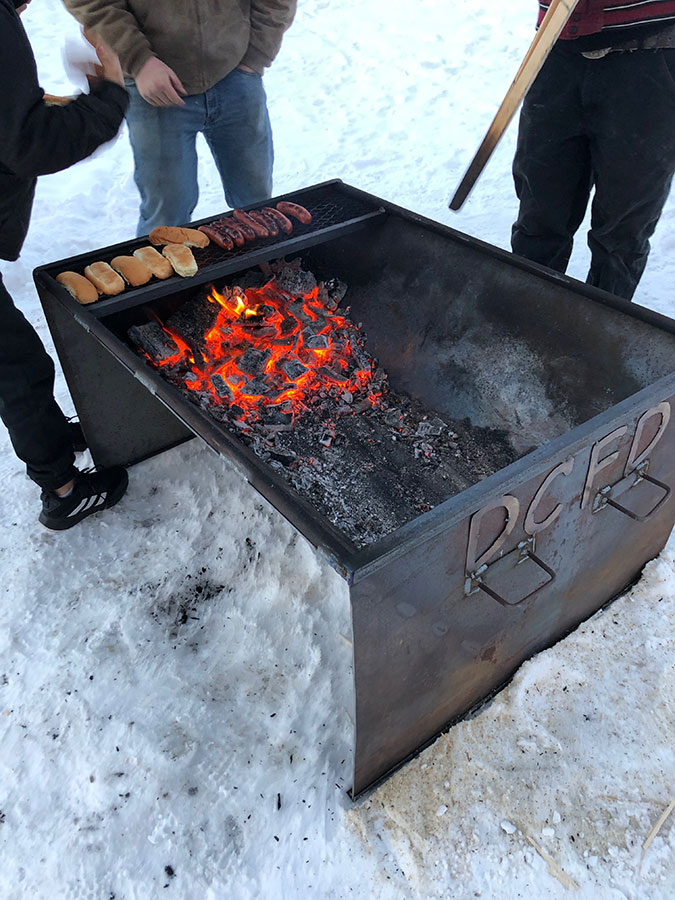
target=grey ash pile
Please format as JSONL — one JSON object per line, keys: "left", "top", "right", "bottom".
{"left": 264, "top": 394, "right": 518, "bottom": 548}
{"left": 128, "top": 259, "right": 518, "bottom": 548}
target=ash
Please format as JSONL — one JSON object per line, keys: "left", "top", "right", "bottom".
{"left": 129, "top": 259, "right": 519, "bottom": 548}
{"left": 258, "top": 395, "right": 518, "bottom": 548}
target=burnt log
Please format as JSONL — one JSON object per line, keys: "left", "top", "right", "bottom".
{"left": 238, "top": 347, "right": 271, "bottom": 376}
{"left": 275, "top": 264, "right": 317, "bottom": 297}
{"left": 262, "top": 404, "right": 294, "bottom": 427}
{"left": 241, "top": 377, "right": 271, "bottom": 396}
{"left": 317, "top": 277, "right": 348, "bottom": 310}
{"left": 303, "top": 329, "right": 330, "bottom": 350}
{"left": 211, "top": 373, "right": 234, "bottom": 402}
{"left": 279, "top": 315, "right": 297, "bottom": 335}
{"left": 287, "top": 300, "right": 315, "bottom": 326}
{"left": 166, "top": 296, "right": 220, "bottom": 349}
{"left": 316, "top": 365, "right": 345, "bottom": 382}
{"left": 128, "top": 322, "right": 180, "bottom": 363}
{"left": 280, "top": 358, "right": 308, "bottom": 381}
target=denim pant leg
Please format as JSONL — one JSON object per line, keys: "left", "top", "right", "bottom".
{"left": 124, "top": 81, "right": 207, "bottom": 236}
{"left": 202, "top": 69, "right": 274, "bottom": 209}
{"left": 0, "top": 273, "right": 75, "bottom": 491}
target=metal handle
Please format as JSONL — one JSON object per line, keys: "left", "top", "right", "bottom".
{"left": 604, "top": 472, "right": 671, "bottom": 522}
{"left": 593, "top": 462, "right": 671, "bottom": 522}
{"left": 466, "top": 537, "right": 556, "bottom": 607}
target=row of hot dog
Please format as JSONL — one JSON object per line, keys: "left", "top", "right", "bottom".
{"left": 53, "top": 200, "right": 314, "bottom": 304}
{"left": 198, "top": 201, "right": 313, "bottom": 250}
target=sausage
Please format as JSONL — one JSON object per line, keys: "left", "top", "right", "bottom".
{"left": 256, "top": 208, "right": 280, "bottom": 237}
{"left": 213, "top": 218, "right": 246, "bottom": 247}
{"left": 199, "top": 223, "right": 234, "bottom": 250}
{"left": 228, "top": 216, "right": 256, "bottom": 242}
{"left": 233, "top": 208, "right": 269, "bottom": 239}
{"left": 262, "top": 206, "right": 293, "bottom": 235}
{"left": 248, "top": 209, "right": 278, "bottom": 237}
{"left": 276, "top": 201, "right": 312, "bottom": 225}
{"left": 212, "top": 222, "right": 240, "bottom": 248}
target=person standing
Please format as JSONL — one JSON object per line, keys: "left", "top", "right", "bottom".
{"left": 511, "top": 0, "right": 675, "bottom": 300}
{"left": 1, "top": 0, "right": 129, "bottom": 528}
{"left": 63, "top": 0, "right": 297, "bottom": 236}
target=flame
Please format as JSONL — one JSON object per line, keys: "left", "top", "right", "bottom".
{"left": 150, "top": 275, "right": 378, "bottom": 424}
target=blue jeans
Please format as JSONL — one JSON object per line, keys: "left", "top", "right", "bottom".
{"left": 125, "top": 68, "right": 274, "bottom": 236}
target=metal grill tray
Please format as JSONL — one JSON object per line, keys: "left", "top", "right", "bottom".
{"left": 35, "top": 180, "right": 385, "bottom": 319}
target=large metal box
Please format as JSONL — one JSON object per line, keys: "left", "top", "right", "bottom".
{"left": 34, "top": 182, "right": 675, "bottom": 797}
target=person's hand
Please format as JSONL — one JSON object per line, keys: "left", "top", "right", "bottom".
{"left": 237, "top": 64, "right": 258, "bottom": 74}
{"left": 80, "top": 28, "right": 124, "bottom": 87}
{"left": 135, "top": 57, "right": 186, "bottom": 106}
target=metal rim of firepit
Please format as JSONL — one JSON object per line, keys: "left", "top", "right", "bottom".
{"left": 34, "top": 182, "right": 675, "bottom": 583}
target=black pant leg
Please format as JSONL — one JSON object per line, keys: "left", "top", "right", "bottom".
{"left": 511, "top": 44, "right": 593, "bottom": 272}
{"left": 585, "top": 49, "right": 675, "bottom": 300}
{"left": 0, "top": 272, "right": 75, "bottom": 490}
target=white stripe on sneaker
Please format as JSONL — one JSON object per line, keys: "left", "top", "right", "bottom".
{"left": 67, "top": 497, "right": 89, "bottom": 518}
{"left": 67, "top": 491, "right": 108, "bottom": 518}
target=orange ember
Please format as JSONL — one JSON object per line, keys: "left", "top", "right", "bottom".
{"left": 151, "top": 275, "right": 380, "bottom": 423}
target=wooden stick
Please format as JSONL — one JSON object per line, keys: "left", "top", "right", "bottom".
{"left": 449, "top": 0, "right": 582, "bottom": 211}
{"left": 525, "top": 834, "right": 580, "bottom": 891}
{"left": 511, "top": 0, "right": 568, "bottom": 85}
{"left": 642, "top": 798, "right": 675, "bottom": 852}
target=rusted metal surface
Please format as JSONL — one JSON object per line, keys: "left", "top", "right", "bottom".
{"left": 348, "top": 393, "right": 675, "bottom": 795}
{"left": 34, "top": 181, "right": 675, "bottom": 799}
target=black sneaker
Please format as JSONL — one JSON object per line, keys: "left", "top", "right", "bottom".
{"left": 67, "top": 420, "right": 88, "bottom": 453}
{"left": 39, "top": 466, "right": 128, "bottom": 530}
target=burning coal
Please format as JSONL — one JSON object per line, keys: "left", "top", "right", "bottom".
{"left": 128, "top": 259, "right": 518, "bottom": 547}
{"left": 129, "top": 260, "right": 385, "bottom": 429}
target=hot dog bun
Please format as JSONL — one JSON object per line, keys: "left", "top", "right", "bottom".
{"left": 162, "top": 243, "right": 198, "bottom": 277}
{"left": 149, "top": 225, "right": 209, "bottom": 248}
{"left": 55, "top": 271, "right": 99, "bottom": 305}
{"left": 43, "top": 93, "right": 75, "bottom": 107}
{"left": 83, "top": 261, "right": 125, "bottom": 296}
{"left": 111, "top": 255, "right": 152, "bottom": 287}
{"left": 133, "top": 246, "right": 174, "bottom": 280}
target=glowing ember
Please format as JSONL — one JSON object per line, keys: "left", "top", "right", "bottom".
{"left": 140, "top": 267, "right": 381, "bottom": 425}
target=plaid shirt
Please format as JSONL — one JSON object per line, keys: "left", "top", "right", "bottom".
{"left": 538, "top": 0, "right": 675, "bottom": 39}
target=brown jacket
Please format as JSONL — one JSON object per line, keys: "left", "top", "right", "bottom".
{"left": 63, "top": 0, "right": 297, "bottom": 94}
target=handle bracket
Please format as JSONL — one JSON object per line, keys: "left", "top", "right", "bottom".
{"left": 593, "top": 460, "right": 671, "bottom": 522}
{"left": 465, "top": 535, "right": 556, "bottom": 607}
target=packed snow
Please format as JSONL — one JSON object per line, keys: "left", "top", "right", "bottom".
{"left": 1, "top": 1, "right": 673, "bottom": 897}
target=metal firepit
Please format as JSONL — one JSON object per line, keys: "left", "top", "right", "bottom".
{"left": 34, "top": 181, "right": 675, "bottom": 798}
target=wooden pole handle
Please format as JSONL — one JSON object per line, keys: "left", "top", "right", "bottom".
{"left": 449, "top": 0, "right": 582, "bottom": 211}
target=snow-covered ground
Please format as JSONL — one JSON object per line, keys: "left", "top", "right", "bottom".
{"left": 1, "top": 1, "right": 673, "bottom": 897}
